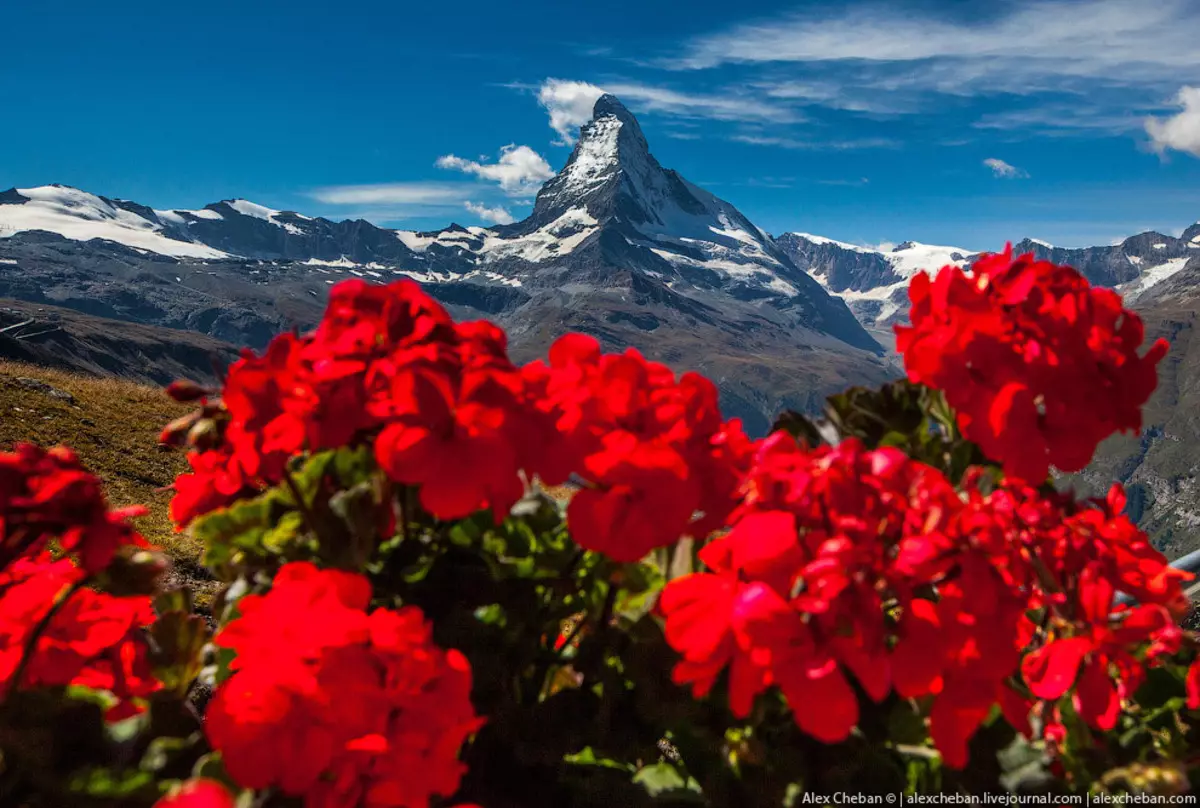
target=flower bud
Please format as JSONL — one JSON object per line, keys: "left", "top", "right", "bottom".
{"left": 102, "top": 548, "right": 168, "bottom": 597}
{"left": 159, "top": 410, "right": 203, "bottom": 447}
{"left": 186, "top": 418, "right": 221, "bottom": 451}
{"left": 165, "top": 379, "right": 213, "bottom": 403}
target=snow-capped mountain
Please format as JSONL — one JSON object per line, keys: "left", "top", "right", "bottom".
{"left": 0, "top": 95, "right": 890, "bottom": 434}
{"left": 776, "top": 226, "right": 1200, "bottom": 334}
{"left": 774, "top": 234, "right": 972, "bottom": 333}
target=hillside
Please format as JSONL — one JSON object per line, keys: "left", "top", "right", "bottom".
{"left": 0, "top": 297, "right": 240, "bottom": 385}
{"left": 0, "top": 359, "right": 211, "bottom": 587}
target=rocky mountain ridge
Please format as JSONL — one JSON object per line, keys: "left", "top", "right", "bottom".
{"left": 775, "top": 226, "right": 1200, "bottom": 336}
{"left": 0, "top": 95, "right": 891, "bottom": 435}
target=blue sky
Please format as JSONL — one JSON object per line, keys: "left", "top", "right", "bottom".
{"left": 2, "top": 0, "right": 1199, "bottom": 249}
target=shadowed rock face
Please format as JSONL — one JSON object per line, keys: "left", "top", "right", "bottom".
{"left": 0, "top": 95, "right": 893, "bottom": 435}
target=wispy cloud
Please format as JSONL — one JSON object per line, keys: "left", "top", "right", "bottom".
{"left": 464, "top": 201, "right": 515, "bottom": 225}
{"left": 670, "top": 0, "right": 1200, "bottom": 91}
{"left": 436, "top": 144, "right": 554, "bottom": 196}
{"left": 308, "top": 182, "right": 472, "bottom": 206}
{"left": 984, "top": 158, "right": 1030, "bottom": 179}
{"left": 753, "top": 79, "right": 920, "bottom": 115}
{"left": 816, "top": 177, "right": 871, "bottom": 187}
{"left": 731, "top": 133, "right": 898, "bottom": 150}
{"left": 1146, "top": 86, "right": 1200, "bottom": 158}
{"left": 532, "top": 78, "right": 797, "bottom": 144}
{"left": 731, "top": 176, "right": 797, "bottom": 188}
{"left": 972, "top": 105, "right": 1147, "bottom": 137}
{"left": 656, "top": 0, "right": 1200, "bottom": 148}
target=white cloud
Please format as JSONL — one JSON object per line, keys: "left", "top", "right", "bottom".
{"left": 667, "top": 0, "right": 1200, "bottom": 114}
{"left": 308, "top": 182, "right": 471, "bottom": 206}
{"left": 1146, "top": 86, "right": 1200, "bottom": 158}
{"left": 984, "top": 158, "right": 1030, "bottom": 179}
{"left": 464, "top": 201, "right": 515, "bottom": 225}
{"left": 436, "top": 144, "right": 554, "bottom": 195}
{"left": 534, "top": 77, "right": 797, "bottom": 144}
{"left": 537, "top": 79, "right": 606, "bottom": 144}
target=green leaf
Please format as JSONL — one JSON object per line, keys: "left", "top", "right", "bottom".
{"left": 200, "top": 645, "right": 238, "bottom": 688}
{"left": 564, "top": 746, "right": 635, "bottom": 772}
{"left": 632, "top": 762, "right": 704, "bottom": 801}
{"left": 996, "top": 734, "right": 1056, "bottom": 794}
{"left": 139, "top": 733, "right": 201, "bottom": 773}
{"left": 186, "top": 753, "right": 250, "bottom": 802}
{"left": 261, "top": 509, "right": 306, "bottom": 553}
{"left": 149, "top": 607, "right": 210, "bottom": 698}
{"left": 67, "top": 766, "right": 157, "bottom": 799}
{"left": 886, "top": 700, "right": 929, "bottom": 746}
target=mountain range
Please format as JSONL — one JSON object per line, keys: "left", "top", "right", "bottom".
{"left": 775, "top": 226, "right": 1200, "bottom": 341}
{"left": 3, "top": 94, "right": 1200, "bottom": 557}
{"left": 0, "top": 95, "right": 893, "bottom": 435}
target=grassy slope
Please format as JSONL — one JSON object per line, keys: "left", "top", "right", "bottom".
{"left": 0, "top": 360, "right": 198, "bottom": 561}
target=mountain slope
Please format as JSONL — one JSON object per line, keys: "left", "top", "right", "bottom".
{"left": 776, "top": 229, "right": 1200, "bottom": 335}
{"left": 1069, "top": 264, "right": 1200, "bottom": 559}
{"left": 0, "top": 298, "right": 239, "bottom": 384}
{"left": 0, "top": 95, "right": 891, "bottom": 435}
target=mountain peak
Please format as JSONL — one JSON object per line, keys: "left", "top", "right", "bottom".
{"left": 521, "top": 92, "right": 701, "bottom": 234}
{"left": 592, "top": 93, "right": 635, "bottom": 122}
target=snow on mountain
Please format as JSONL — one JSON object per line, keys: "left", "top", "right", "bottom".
{"left": 775, "top": 233, "right": 973, "bottom": 328}
{"left": 1119, "top": 257, "right": 1193, "bottom": 301}
{"left": 221, "top": 199, "right": 312, "bottom": 234}
{"left": 778, "top": 226, "right": 1200, "bottom": 332}
{"left": 508, "top": 94, "right": 833, "bottom": 308}
{"left": 886, "top": 241, "right": 974, "bottom": 278}
{"left": 155, "top": 207, "right": 224, "bottom": 225}
{"left": 0, "top": 186, "right": 228, "bottom": 259}
{"left": 0, "top": 94, "right": 894, "bottom": 435}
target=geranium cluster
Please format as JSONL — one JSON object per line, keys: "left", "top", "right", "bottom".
{"left": 523, "top": 333, "right": 756, "bottom": 561}
{"left": 659, "top": 428, "right": 1194, "bottom": 767}
{"left": 1, "top": 443, "right": 150, "bottom": 572}
{"left": 204, "top": 562, "right": 483, "bottom": 808}
{"left": 0, "top": 444, "right": 159, "bottom": 718}
{"left": 170, "top": 279, "right": 753, "bottom": 562}
{"left": 896, "top": 246, "right": 1169, "bottom": 483}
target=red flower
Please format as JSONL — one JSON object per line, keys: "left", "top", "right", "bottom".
{"left": 1187, "top": 658, "right": 1200, "bottom": 711}
{"left": 154, "top": 779, "right": 236, "bottom": 808}
{"left": 205, "top": 562, "right": 482, "bottom": 807}
{"left": 1021, "top": 567, "right": 1173, "bottom": 731}
{"left": 0, "top": 444, "right": 149, "bottom": 572}
{"left": 661, "top": 435, "right": 968, "bottom": 748}
{"left": 896, "top": 247, "right": 1168, "bottom": 482}
{"left": 169, "top": 449, "right": 254, "bottom": 529}
{"left": 531, "top": 335, "right": 756, "bottom": 560}
{"left": 165, "top": 280, "right": 753, "bottom": 556}
{"left": 0, "top": 553, "right": 159, "bottom": 717}
{"left": 373, "top": 349, "right": 525, "bottom": 521}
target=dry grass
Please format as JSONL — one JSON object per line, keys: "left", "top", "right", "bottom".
{"left": 0, "top": 360, "right": 198, "bottom": 560}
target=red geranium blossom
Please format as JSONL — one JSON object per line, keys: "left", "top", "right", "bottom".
{"left": 896, "top": 246, "right": 1167, "bottom": 483}
{"left": 205, "top": 562, "right": 482, "bottom": 807}
{"left": 154, "top": 779, "right": 236, "bottom": 808}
